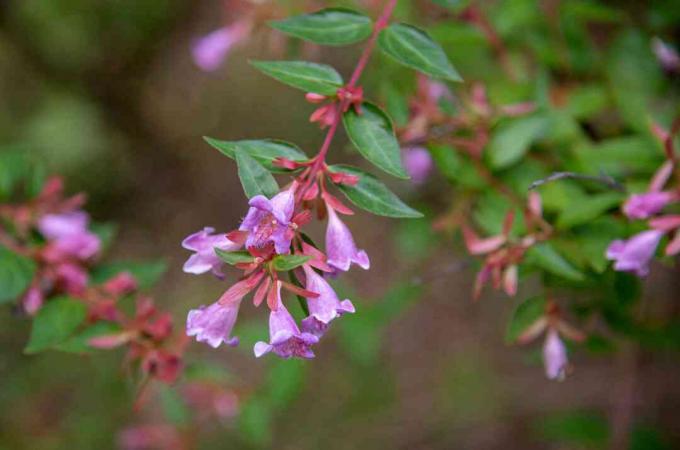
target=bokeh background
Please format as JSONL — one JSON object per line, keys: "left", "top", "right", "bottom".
{"left": 1, "top": 0, "right": 679, "bottom": 449}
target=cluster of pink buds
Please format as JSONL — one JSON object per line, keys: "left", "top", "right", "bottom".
{"left": 307, "top": 86, "right": 364, "bottom": 129}
{"left": 0, "top": 175, "right": 185, "bottom": 384}
{"left": 607, "top": 121, "right": 680, "bottom": 277}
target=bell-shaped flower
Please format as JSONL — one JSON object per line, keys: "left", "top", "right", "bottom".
{"left": 402, "top": 146, "right": 433, "bottom": 184}
{"left": 254, "top": 282, "right": 318, "bottom": 359}
{"left": 240, "top": 189, "right": 295, "bottom": 254}
{"left": 38, "top": 211, "right": 100, "bottom": 261}
{"left": 543, "top": 329, "right": 568, "bottom": 380}
{"left": 325, "top": 207, "right": 369, "bottom": 272}
{"left": 623, "top": 191, "right": 674, "bottom": 220}
{"left": 182, "top": 227, "right": 241, "bottom": 277}
{"left": 300, "top": 265, "right": 354, "bottom": 337}
{"left": 185, "top": 274, "right": 261, "bottom": 348}
{"left": 606, "top": 230, "right": 663, "bottom": 277}
{"left": 192, "top": 22, "right": 249, "bottom": 72}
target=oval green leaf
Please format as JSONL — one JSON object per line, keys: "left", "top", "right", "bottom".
{"left": 378, "top": 23, "right": 462, "bottom": 82}
{"left": 250, "top": 60, "right": 343, "bottom": 95}
{"left": 204, "top": 137, "right": 308, "bottom": 173}
{"left": 343, "top": 102, "right": 408, "bottom": 179}
{"left": 0, "top": 245, "right": 36, "bottom": 304}
{"left": 329, "top": 165, "right": 423, "bottom": 218}
{"left": 486, "top": 116, "right": 550, "bottom": 170}
{"left": 215, "top": 249, "right": 255, "bottom": 265}
{"left": 269, "top": 8, "right": 373, "bottom": 46}
{"left": 525, "top": 243, "right": 585, "bottom": 282}
{"left": 272, "top": 254, "right": 312, "bottom": 272}
{"left": 25, "top": 296, "right": 87, "bottom": 354}
{"left": 235, "top": 150, "right": 280, "bottom": 199}
{"left": 505, "top": 296, "right": 547, "bottom": 344}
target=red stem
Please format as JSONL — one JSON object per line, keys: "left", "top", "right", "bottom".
{"left": 302, "top": 0, "right": 398, "bottom": 191}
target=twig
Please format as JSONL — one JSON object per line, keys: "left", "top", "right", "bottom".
{"left": 528, "top": 171, "right": 626, "bottom": 192}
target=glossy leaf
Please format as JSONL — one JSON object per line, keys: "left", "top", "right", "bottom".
{"left": 215, "top": 249, "right": 255, "bottom": 265}
{"left": 556, "top": 192, "right": 623, "bottom": 229}
{"left": 526, "top": 243, "right": 585, "bottom": 282}
{"left": 0, "top": 245, "right": 36, "bottom": 304}
{"left": 235, "top": 150, "right": 279, "bottom": 199}
{"left": 204, "top": 138, "right": 308, "bottom": 172}
{"left": 486, "top": 116, "right": 550, "bottom": 169}
{"left": 343, "top": 102, "right": 408, "bottom": 178}
{"left": 272, "top": 254, "right": 312, "bottom": 272}
{"left": 25, "top": 297, "right": 87, "bottom": 354}
{"left": 269, "top": 8, "right": 372, "bottom": 46}
{"left": 329, "top": 165, "right": 423, "bottom": 218}
{"left": 505, "top": 296, "right": 546, "bottom": 343}
{"left": 378, "top": 23, "right": 462, "bottom": 82}
{"left": 250, "top": 60, "right": 342, "bottom": 95}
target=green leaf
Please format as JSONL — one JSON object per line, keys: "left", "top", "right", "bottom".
{"left": 378, "top": 23, "right": 462, "bottom": 82}
{"left": 55, "top": 321, "right": 121, "bottom": 354}
{"left": 329, "top": 165, "right": 423, "bottom": 218}
{"left": 486, "top": 115, "right": 550, "bottom": 169}
{"left": 235, "top": 150, "right": 279, "bottom": 198}
{"left": 343, "top": 102, "right": 407, "bottom": 178}
{"left": 269, "top": 8, "right": 372, "bottom": 46}
{"left": 430, "top": 0, "right": 471, "bottom": 11}
{"left": 215, "top": 249, "right": 255, "bottom": 265}
{"left": 25, "top": 297, "right": 87, "bottom": 354}
{"left": 204, "top": 137, "right": 308, "bottom": 172}
{"left": 556, "top": 192, "right": 623, "bottom": 229}
{"left": 159, "top": 386, "right": 191, "bottom": 426}
{"left": 525, "top": 243, "right": 585, "bottom": 282}
{"left": 505, "top": 296, "right": 547, "bottom": 344}
{"left": 272, "top": 254, "right": 311, "bottom": 272}
{"left": 250, "top": 60, "right": 343, "bottom": 95}
{"left": 0, "top": 245, "right": 36, "bottom": 304}
{"left": 90, "top": 260, "right": 167, "bottom": 290}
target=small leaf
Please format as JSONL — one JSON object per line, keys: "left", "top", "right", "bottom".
{"left": 0, "top": 245, "right": 36, "bottom": 304}
{"left": 235, "top": 150, "right": 279, "bottom": 198}
{"left": 526, "top": 243, "right": 585, "bottom": 282}
{"left": 329, "top": 165, "right": 423, "bottom": 218}
{"left": 269, "top": 8, "right": 372, "bottom": 46}
{"left": 204, "top": 138, "right": 308, "bottom": 172}
{"left": 25, "top": 297, "right": 87, "bottom": 354}
{"left": 215, "top": 249, "right": 255, "bottom": 265}
{"left": 486, "top": 115, "right": 550, "bottom": 169}
{"left": 556, "top": 192, "right": 623, "bottom": 229}
{"left": 378, "top": 23, "right": 462, "bottom": 82}
{"left": 505, "top": 296, "right": 547, "bottom": 344}
{"left": 343, "top": 102, "right": 408, "bottom": 178}
{"left": 272, "top": 254, "right": 312, "bottom": 272}
{"left": 91, "top": 260, "right": 167, "bottom": 290}
{"left": 250, "top": 60, "right": 343, "bottom": 95}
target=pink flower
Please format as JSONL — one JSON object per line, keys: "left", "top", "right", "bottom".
{"left": 300, "top": 265, "right": 354, "bottom": 337}
{"left": 652, "top": 37, "right": 680, "bottom": 73}
{"left": 543, "top": 329, "right": 568, "bottom": 380}
{"left": 402, "top": 146, "right": 433, "bottom": 184}
{"left": 182, "top": 227, "right": 241, "bottom": 277}
{"left": 38, "top": 211, "right": 100, "bottom": 260}
{"left": 254, "top": 282, "right": 318, "bottom": 359}
{"left": 192, "top": 22, "right": 250, "bottom": 72}
{"left": 55, "top": 263, "right": 89, "bottom": 295}
{"left": 22, "top": 285, "right": 43, "bottom": 315}
{"left": 240, "top": 189, "right": 295, "bottom": 254}
{"left": 622, "top": 191, "right": 674, "bottom": 220}
{"left": 325, "top": 207, "right": 369, "bottom": 272}
{"left": 606, "top": 230, "right": 664, "bottom": 277}
{"left": 187, "top": 298, "right": 242, "bottom": 349}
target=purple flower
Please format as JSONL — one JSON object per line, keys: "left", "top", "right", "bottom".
{"left": 22, "top": 285, "right": 43, "bottom": 316}
{"left": 240, "top": 189, "right": 295, "bottom": 254}
{"left": 402, "top": 146, "right": 433, "bottom": 184}
{"left": 186, "top": 300, "right": 241, "bottom": 349}
{"left": 543, "top": 329, "right": 568, "bottom": 380}
{"left": 623, "top": 191, "right": 673, "bottom": 220}
{"left": 300, "top": 265, "right": 355, "bottom": 337}
{"left": 38, "top": 211, "right": 100, "bottom": 260}
{"left": 606, "top": 230, "right": 663, "bottom": 277}
{"left": 254, "top": 282, "right": 318, "bottom": 359}
{"left": 56, "top": 263, "right": 89, "bottom": 295}
{"left": 192, "top": 22, "right": 249, "bottom": 72}
{"left": 182, "top": 227, "right": 241, "bottom": 277}
{"left": 652, "top": 37, "right": 680, "bottom": 73}
{"left": 325, "top": 207, "right": 370, "bottom": 272}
